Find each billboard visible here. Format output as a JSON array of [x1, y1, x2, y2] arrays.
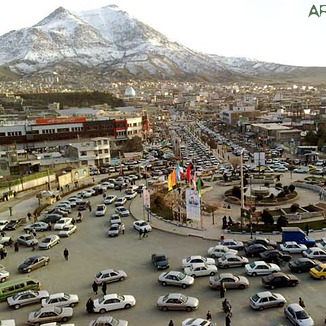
[[143, 189, 150, 209], [71, 167, 89, 181], [186, 189, 201, 221], [35, 117, 86, 125], [254, 152, 265, 166]]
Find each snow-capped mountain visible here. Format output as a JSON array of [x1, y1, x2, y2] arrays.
[[0, 5, 324, 83]]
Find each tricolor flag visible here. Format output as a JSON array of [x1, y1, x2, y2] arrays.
[[179, 161, 184, 179], [186, 165, 191, 184], [192, 171, 197, 190]]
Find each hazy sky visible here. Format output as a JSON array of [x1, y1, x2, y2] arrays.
[[1, 0, 325, 66]]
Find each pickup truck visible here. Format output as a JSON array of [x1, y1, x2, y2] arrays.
[[151, 254, 170, 270], [282, 227, 315, 247]]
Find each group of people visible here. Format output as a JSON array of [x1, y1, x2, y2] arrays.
[[92, 281, 107, 296], [139, 228, 148, 239], [222, 215, 233, 229]]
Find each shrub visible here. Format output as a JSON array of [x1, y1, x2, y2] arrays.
[[277, 215, 288, 227], [231, 186, 241, 199], [256, 194, 264, 201], [269, 193, 275, 199], [275, 183, 282, 189], [290, 203, 300, 213], [264, 182, 270, 187], [289, 184, 295, 193], [277, 191, 286, 198], [261, 209, 274, 225], [283, 186, 289, 194]]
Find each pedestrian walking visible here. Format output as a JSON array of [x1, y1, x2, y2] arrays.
[[299, 297, 305, 307], [63, 248, 69, 261], [225, 313, 231, 326], [139, 229, 143, 240], [48, 222, 52, 231], [220, 281, 226, 298], [143, 228, 148, 238], [305, 224, 309, 236], [89, 204, 92, 212], [0, 249, 5, 260], [86, 297, 94, 313], [168, 320, 174, 326], [31, 242, 36, 251], [27, 212, 32, 221], [121, 224, 125, 235], [103, 193, 106, 199], [101, 282, 107, 295], [14, 241, 19, 253], [92, 281, 98, 295], [206, 310, 212, 321]]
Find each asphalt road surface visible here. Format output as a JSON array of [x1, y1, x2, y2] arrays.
[[1, 187, 325, 326]]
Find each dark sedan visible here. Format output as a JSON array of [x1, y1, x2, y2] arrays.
[[4, 219, 24, 231], [289, 258, 321, 273], [248, 238, 277, 249], [18, 256, 50, 273], [245, 244, 273, 258], [260, 250, 292, 263], [40, 214, 61, 224], [262, 272, 299, 289]]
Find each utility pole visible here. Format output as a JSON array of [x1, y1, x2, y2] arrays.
[[240, 149, 245, 229]]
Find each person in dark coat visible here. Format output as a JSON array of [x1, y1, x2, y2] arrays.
[[86, 298, 94, 313], [168, 321, 174, 326], [14, 241, 19, 253], [143, 228, 148, 238], [139, 229, 143, 240], [220, 281, 226, 298], [101, 282, 107, 295], [225, 314, 231, 326], [206, 310, 212, 321], [63, 248, 69, 261], [92, 281, 98, 295]]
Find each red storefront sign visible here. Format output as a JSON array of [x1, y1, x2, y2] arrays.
[[35, 117, 87, 125]]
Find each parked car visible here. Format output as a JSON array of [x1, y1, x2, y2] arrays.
[[157, 293, 199, 312], [0, 264, 10, 283], [0, 220, 9, 231], [28, 306, 73, 324], [280, 241, 307, 254], [42, 293, 79, 308], [245, 261, 281, 276], [4, 219, 24, 230], [24, 222, 49, 232], [152, 254, 170, 270], [17, 234, 38, 247], [110, 214, 122, 226], [259, 250, 292, 263], [316, 237, 326, 250], [289, 258, 321, 273], [249, 291, 286, 310], [284, 303, 314, 326], [245, 244, 272, 258], [108, 224, 122, 237], [158, 271, 194, 288], [7, 290, 49, 310], [182, 256, 215, 268], [184, 263, 217, 278], [206, 245, 238, 258], [262, 272, 299, 289], [133, 220, 152, 232], [115, 207, 130, 217], [302, 247, 326, 261], [88, 316, 128, 326], [95, 204, 107, 217], [40, 214, 62, 224], [217, 254, 249, 268], [93, 294, 136, 313], [59, 225, 77, 237], [125, 191, 137, 200], [54, 218, 72, 230], [309, 263, 326, 279], [18, 256, 50, 273], [95, 269, 127, 285], [104, 195, 117, 205], [217, 239, 244, 250], [248, 238, 277, 248], [115, 197, 127, 207], [39, 235, 60, 250], [181, 318, 211, 326], [209, 273, 249, 290]]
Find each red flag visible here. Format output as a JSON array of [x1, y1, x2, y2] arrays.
[[186, 165, 191, 184]]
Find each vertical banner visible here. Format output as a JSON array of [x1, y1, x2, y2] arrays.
[[143, 189, 150, 209], [186, 189, 201, 221]]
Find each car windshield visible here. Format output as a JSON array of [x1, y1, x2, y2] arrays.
[[314, 265, 323, 272], [306, 249, 312, 254], [96, 272, 102, 278], [25, 235, 33, 240], [295, 310, 309, 319], [177, 273, 186, 280], [43, 238, 51, 243], [249, 263, 256, 268], [251, 294, 260, 302], [63, 294, 70, 300], [266, 274, 275, 280], [179, 294, 188, 303], [25, 258, 34, 264]]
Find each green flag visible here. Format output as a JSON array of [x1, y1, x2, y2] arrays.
[[197, 178, 201, 198]]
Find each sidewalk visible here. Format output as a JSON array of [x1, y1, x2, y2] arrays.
[[129, 195, 326, 242]]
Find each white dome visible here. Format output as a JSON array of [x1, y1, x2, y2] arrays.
[[125, 86, 136, 97]]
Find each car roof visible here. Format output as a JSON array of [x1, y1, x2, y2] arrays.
[[102, 294, 119, 300], [256, 291, 272, 298], [187, 255, 203, 260], [219, 273, 235, 278], [284, 241, 299, 245], [99, 269, 116, 273], [268, 272, 286, 277], [166, 271, 182, 276], [287, 303, 304, 311], [189, 263, 206, 268], [49, 293, 65, 299], [39, 306, 60, 312], [166, 293, 183, 299]]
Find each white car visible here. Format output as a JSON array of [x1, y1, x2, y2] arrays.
[[303, 247, 326, 260], [250, 291, 286, 310], [182, 256, 215, 268], [316, 237, 326, 250], [133, 220, 152, 232], [274, 166, 288, 172], [17, 234, 38, 247], [59, 225, 77, 237], [115, 197, 127, 206], [88, 316, 128, 326], [184, 263, 217, 278], [125, 191, 137, 200], [101, 182, 115, 190], [24, 222, 49, 232], [80, 190, 92, 198], [85, 189, 96, 196], [68, 197, 83, 205], [110, 215, 122, 225], [245, 261, 280, 276], [284, 303, 314, 326], [95, 204, 107, 217], [28, 306, 73, 324], [42, 293, 79, 308], [280, 241, 307, 254], [56, 203, 71, 213], [104, 195, 117, 204], [95, 269, 127, 285], [115, 207, 130, 217], [108, 224, 122, 237], [207, 245, 238, 258], [0, 264, 10, 283], [158, 271, 194, 288], [7, 290, 49, 309], [93, 294, 136, 313], [0, 220, 9, 231], [53, 218, 72, 230], [218, 239, 244, 250], [182, 318, 211, 326], [39, 235, 60, 250]]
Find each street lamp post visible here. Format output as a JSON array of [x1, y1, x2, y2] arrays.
[[240, 149, 245, 229]]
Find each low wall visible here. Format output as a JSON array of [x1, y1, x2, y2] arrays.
[[293, 182, 326, 197]]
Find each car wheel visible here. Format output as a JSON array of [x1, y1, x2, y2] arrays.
[[252, 272, 257, 277], [191, 274, 196, 278], [251, 254, 255, 258], [270, 285, 275, 290], [210, 272, 215, 276], [224, 265, 229, 269], [211, 254, 216, 258], [0, 277, 6, 283], [161, 281, 167, 286], [99, 308, 106, 314], [4, 242, 9, 246], [279, 302, 285, 307], [62, 317, 69, 322], [186, 306, 193, 312], [291, 282, 297, 287], [297, 269, 302, 273], [27, 268, 32, 273], [259, 306, 264, 311], [239, 284, 245, 289], [125, 304, 131, 309], [181, 283, 187, 289], [14, 304, 21, 310], [162, 306, 168, 312], [70, 303, 75, 308], [120, 277, 125, 282], [44, 261, 48, 266]]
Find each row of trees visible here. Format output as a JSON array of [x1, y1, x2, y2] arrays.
[[304, 129, 326, 149]]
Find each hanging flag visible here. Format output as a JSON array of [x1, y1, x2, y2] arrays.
[[176, 165, 180, 182], [168, 173, 173, 191], [171, 169, 177, 187], [179, 161, 184, 179], [197, 178, 201, 198], [192, 171, 197, 190], [186, 165, 191, 184]]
